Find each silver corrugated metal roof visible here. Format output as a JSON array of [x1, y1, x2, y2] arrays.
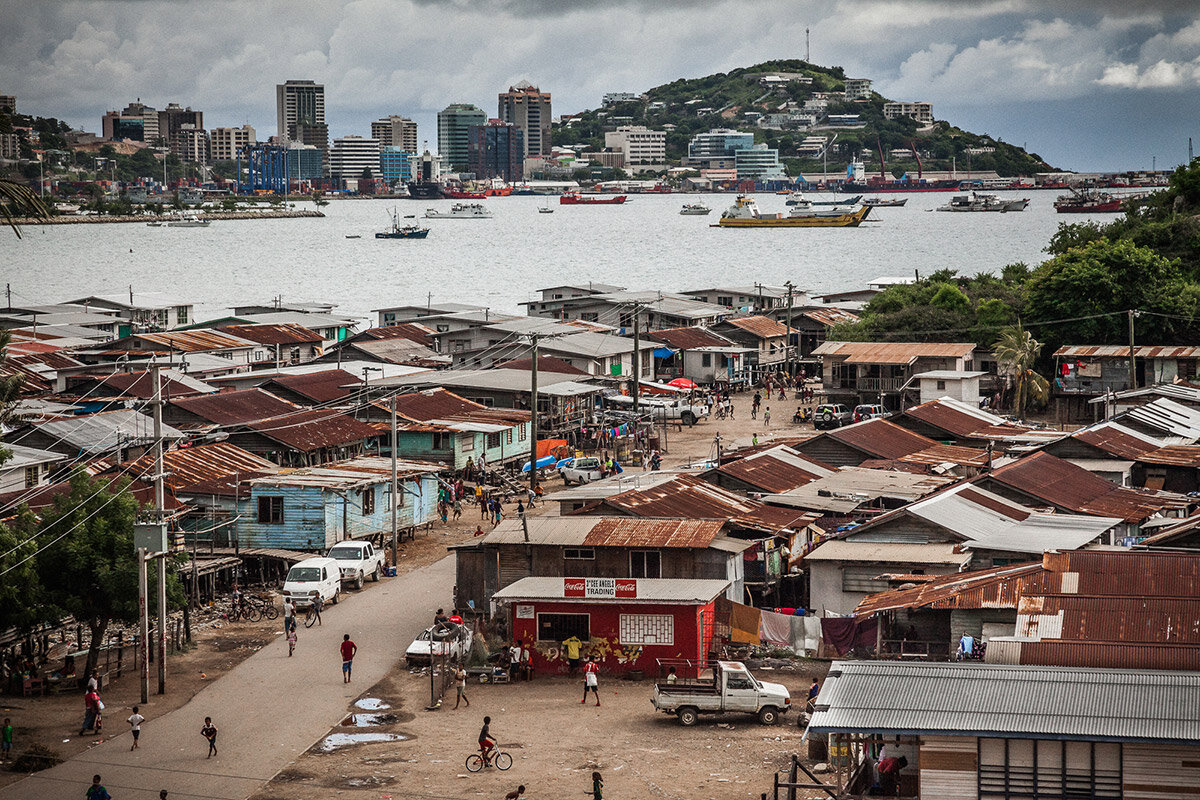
[[1, 443, 66, 468], [809, 660, 1200, 744], [804, 541, 971, 565], [1122, 398, 1200, 441], [492, 577, 730, 604], [34, 409, 186, 454]]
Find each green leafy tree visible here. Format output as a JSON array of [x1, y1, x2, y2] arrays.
[[36, 472, 142, 676], [0, 510, 47, 634], [994, 324, 1049, 419]]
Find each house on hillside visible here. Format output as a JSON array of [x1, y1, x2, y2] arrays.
[[644, 326, 750, 384], [236, 456, 441, 551], [224, 410, 383, 467], [450, 517, 749, 614], [813, 341, 991, 406]]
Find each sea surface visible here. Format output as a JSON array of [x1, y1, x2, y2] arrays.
[[2, 191, 1125, 325]]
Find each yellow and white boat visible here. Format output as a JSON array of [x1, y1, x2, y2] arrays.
[[713, 195, 871, 228]]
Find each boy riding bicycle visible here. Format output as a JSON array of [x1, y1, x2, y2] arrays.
[[478, 716, 495, 764]]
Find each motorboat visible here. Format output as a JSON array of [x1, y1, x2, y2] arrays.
[[862, 197, 908, 207], [424, 203, 493, 219], [786, 192, 861, 206], [714, 195, 871, 228], [680, 203, 711, 215], [165, 213, 211, 227], [937, 192, 1028, 212], [538, 206, 555, 214]]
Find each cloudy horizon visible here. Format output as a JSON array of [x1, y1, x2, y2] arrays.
[[3, 0, 1199, 172]]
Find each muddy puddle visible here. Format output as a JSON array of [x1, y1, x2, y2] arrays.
[[317, 732, 409, 752], [341, 712, 399, 727], [354, 697, 391, 710]]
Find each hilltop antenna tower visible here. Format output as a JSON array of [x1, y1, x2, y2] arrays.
[[806, 28, 810, 63]]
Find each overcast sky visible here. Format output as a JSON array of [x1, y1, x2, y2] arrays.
[[3, 0, 1199, 172]]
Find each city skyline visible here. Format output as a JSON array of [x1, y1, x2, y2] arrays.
[[2, 1, 1200, 171]]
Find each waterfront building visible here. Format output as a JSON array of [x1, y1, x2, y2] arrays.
[[371, 115, 418, 153], [175, 125, 209, 164], [844, 78, 872, 100], [498, 81, 551, 158], [67, 292, 194, 333], [734, 143, 786, 180], [884, 101, 933, 123], [467, 120, 524, 183], [210, 125, 256, 162], [101, 101, 159, 143], [329, 135, 381, 184], [603, 126, 666, 172], [437, 103, 487, 170], [287, 143, 323, 182], [158, 103, 203, 157], [686, 128, 755, 166], [379, 146, 416, 187]]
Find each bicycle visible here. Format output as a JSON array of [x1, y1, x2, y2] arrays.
[[303, 599, 324, 628], [465, 745, 512, 772], [250, 595, 279, 620]]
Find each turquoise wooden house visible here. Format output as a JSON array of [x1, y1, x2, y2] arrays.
[[237, 456, 443, 551], [368, 388, 532, 471]]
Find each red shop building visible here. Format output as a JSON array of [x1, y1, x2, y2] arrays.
[[492, 577, 729, 676]]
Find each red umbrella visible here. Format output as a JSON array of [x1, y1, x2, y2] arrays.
[[667, 378, 698, 389]]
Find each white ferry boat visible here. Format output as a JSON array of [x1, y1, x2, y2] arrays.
[[424, 203, 493, 219]]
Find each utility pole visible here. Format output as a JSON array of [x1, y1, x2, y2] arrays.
[[784, 281, 796, 373], [152, 364, 167, 695], [754, 282, 765, 314], [138, 545, 149, 704], [1128, 309, 1137, 391], [632, 312, 641, 413], [390, 394, 398, 569], [528, 334, 540, 492]]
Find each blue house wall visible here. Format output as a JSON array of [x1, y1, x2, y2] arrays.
[[238, 474, 440, 551]]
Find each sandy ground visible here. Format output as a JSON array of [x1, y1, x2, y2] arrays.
[[249, 662, 831, 800]]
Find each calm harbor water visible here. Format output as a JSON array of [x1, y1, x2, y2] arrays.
[[2, 191, 1118, 324]]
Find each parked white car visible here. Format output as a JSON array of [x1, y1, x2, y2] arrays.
[[282, 556, 341, 609], [325, 540, 385, 590], [606, 395, 709, 426], [559, 456, 604, 486], [405, 623, 473, 667]]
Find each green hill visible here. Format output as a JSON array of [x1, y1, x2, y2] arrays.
[[555, 59, 1052, 177]]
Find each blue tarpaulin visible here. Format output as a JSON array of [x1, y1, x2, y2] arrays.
[[521, 455, 557, 472], [652, 347, 675, 358]]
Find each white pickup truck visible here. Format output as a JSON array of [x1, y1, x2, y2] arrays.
[[605, 395, 709, 426], [325, 540, 385, 590], [651, 660, 791, 726]]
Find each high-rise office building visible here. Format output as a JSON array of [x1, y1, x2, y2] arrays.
[[277, 80, 328, 173], [371, 116, 418, 153], [379, 146, 416, 188], [158, 103, 203, 158], [437, 104, 487, 170], [102, 101, 159, 143], [176, 125, 209, 164], [210, 125, 256, 162], [329, 135, 381, 183], [468, 120, 524, 183], [498, 81, 551, 158]]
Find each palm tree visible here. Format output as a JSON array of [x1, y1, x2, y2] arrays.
[[0, 177, 50, 238], [994, 323, 1049, 420]]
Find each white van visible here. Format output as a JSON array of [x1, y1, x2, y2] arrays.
[[282, 557, 341, 608]]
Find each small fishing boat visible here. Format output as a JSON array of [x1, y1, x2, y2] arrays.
[[538, 206, 555, 214], [165, 213, 211, 227], [680, 203, 711, 215], [376, 208, 431, 239], [345, 234, 362, 239], [862, 197, 908, 207]]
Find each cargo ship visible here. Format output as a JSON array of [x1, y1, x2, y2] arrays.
[[560, 193, 627, 205], [406, 181, 442, 200]]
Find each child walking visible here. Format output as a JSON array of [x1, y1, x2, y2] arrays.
[[592, 770, 604, 800], [287, 626, 297, 656], [127, 706, 145, 750], [201, 717, 217, 758]]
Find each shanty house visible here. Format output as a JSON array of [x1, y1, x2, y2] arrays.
[[812, 341, 984, 406], [450, 517, 749, 614], [793, 418, 943, 467], [372, 388, 532, 470], [163, 388, 301, 430], [237, 456, 441, 551], [704, 445, 836, 495], [808, 660, 1200, 800], [216, 323, 325, 366], [258, 369, 359, 406], [644, 326, 750, 384], [0, 444, 66, 492], [68, 292, 194, 333], [224, 409, 383, 467], [1052, 344, 1200, 421], [18, 409, 186, 461], [710, 315, 791, 372]]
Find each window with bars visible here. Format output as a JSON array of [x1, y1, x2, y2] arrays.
[[978, 738, 1121, 800]]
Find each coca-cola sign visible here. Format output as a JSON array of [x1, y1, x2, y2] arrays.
[[563, 577, 638, 599]]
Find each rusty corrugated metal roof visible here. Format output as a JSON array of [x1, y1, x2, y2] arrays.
[[359, 323, 435, 347], [826, 418, 938, 459], [170, 387, 300, 425], [583, 518, 725, 548], [135, 330, 257, 352], [391, 388, 488, 422], [902, 397, 1033, 439], [217, 323, 324, 346], [854, 562, 1045, 616], [814, 340, 976, 365], [1017, 595, 1200, 644], [645, 326, 737, 351], [722, 315, 790, 339], [262, 369, 358, 403], [1016, 641, 1200, 671], [119, 441, 279, 495], [713, 446, 835, 493], [800, 307, 860, 327], [1137, 445, 1200, 467], [246, 409, 381, 452], [1072, 425, 1157, 460], [90, 369, 215, 400], [596, 473, 817, 533], [899, 443, 990, 467], [1042, 550, 1200, 595], [982, 451, 1192, 523], [1055, 345, 1200, 359]]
